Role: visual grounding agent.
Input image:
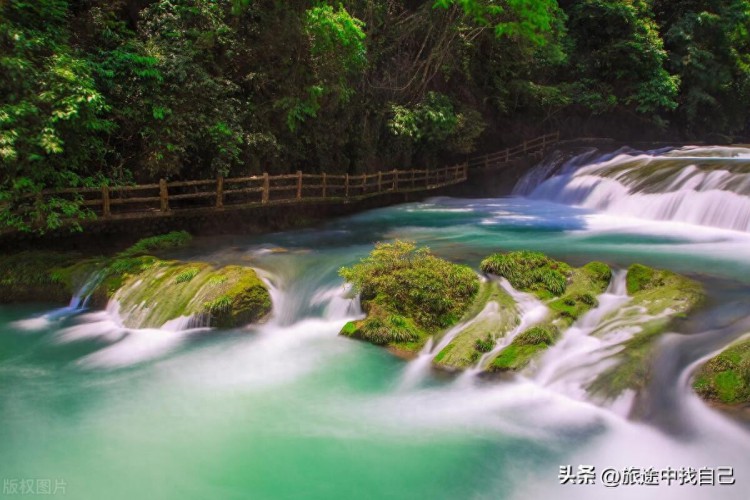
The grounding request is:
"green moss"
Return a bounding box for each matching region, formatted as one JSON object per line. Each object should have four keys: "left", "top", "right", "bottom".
{"left": 588, "top": 265, "right": 704, "bottom": 400}
{"left": 0, "top": 251, "right": 101, "bottom": 303}
{"left": 111, "top": 262, "right": 271, "bottom": 329}
{"left": 482, "top": 259, "right": 612, "bottom": 372}
{"left": 339, "top": 303, "right": 427, "bottom": 347}
{"left": 626, "top": 263, "right": 658, "bottom": 294}
{"left": 548, "top": 263, "right": 611, "bottom": 326}
{"left": 338, "top": 241, "right": 479, "bottom": 347}
{"left": 118, "top": 231, "right": 192, "bottom": 258}
{"left": 692, "top": 338, "right": 750, "bottom": 405}
{"left": 474, "top": 335, "right": 495, "bottom": 353}
{"left": 175, "top": 267, "right": 200, "bottom": 284}
{"left": 587, "top": 320, "right": 666, "bottom": 398}
{"left": 490, "top": 325, "right": 559, "bottom": 371}
{"left": 341, "top": 321, "right": 358, "bottom": 337}
{"left": 480, "top": 251, "right": 571, "bottom": 298}
{"left": 432, "top": 280, "right": 518, "bottom": 369}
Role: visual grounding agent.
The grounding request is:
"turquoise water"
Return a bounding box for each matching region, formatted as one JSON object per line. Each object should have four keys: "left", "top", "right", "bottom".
{"left": 2, "top": 196, "right": 750, "bottom": 500}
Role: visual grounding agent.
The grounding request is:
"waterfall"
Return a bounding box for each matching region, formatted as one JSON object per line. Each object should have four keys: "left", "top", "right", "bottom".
{"left": 471, "top": 278, "right": 548, "bottom": 372}
{"left": 517, "top": 146, "right": 750, "bottom": 232}
{"left": 68, "top": 269, "right": 106, "bottom": 310}
{"left": 532, "top": 271, "right": 631, "bottom": 405}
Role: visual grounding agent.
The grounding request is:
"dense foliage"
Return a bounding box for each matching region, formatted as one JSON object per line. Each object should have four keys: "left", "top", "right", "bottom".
{"left": 3, "top": 0, "right": 750, "bottom": 232}
{"left": 480, "top": 250, "right": 571, "bottom": 297}
{"left": 340, "top": 240, "right": 479, "bottom": 330}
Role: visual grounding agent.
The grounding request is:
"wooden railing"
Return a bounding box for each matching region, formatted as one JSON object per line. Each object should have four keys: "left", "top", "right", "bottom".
{"left": 467, "top": 131, "right": 560, "bottom": 170}
{"left": 25, "top": 163, "right": 469, "bottom": 220}
{"left": 5, "top": 133, "right": 559, "bottom": 225}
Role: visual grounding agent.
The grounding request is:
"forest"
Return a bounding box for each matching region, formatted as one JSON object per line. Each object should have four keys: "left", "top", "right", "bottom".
{"left": 2, "top": 0, "right": 750, "bottom": 231}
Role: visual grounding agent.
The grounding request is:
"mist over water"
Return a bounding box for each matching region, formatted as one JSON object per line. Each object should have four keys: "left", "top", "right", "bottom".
{"left": 2, "top": 148, "right": 750, "bottom": 498}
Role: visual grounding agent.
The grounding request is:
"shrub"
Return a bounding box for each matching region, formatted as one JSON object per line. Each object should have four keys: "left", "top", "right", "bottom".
{"left": 175, "top": 267, "right": 200, "bottom": 284}
{"left": 339, "top": 241, "right": 479, "bottom": 330}
{"left": 513, "top": 325, "right": 557, "bottom": 346}
{"left": 474, "top": 334, "right": 495, "bottom": 353}
{"left": 118, "top": 231, "right": 192, "bottom": 257}
{"left": 480, "top": 251, "right": 570, "bottom": 297}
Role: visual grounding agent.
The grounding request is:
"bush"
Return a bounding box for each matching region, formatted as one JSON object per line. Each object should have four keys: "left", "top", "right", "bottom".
{"left": 118, "top": 231, "right": 193, "bottom": 257}
{"left": 339, "top": 241, "right": 479, "bottom": 331}
{"left": 480, "top": 251, "right": 570, "bottom": 297}
{"left": 474, "top": 335, "right": 495, "bottom": 353}
{"left": 513, "top": 325, "right": 558, "bottom": 346}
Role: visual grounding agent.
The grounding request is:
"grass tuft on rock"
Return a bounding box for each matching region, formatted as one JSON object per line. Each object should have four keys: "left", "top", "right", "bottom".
{"left": 490, "top": 325, "right": 559, "bottom": 371}
{"left": 480, "top": 251, "right": 571, "bottom": 298}
{"left": 339, "top": 240, "right": 479, "bottom": 350}
{"left": 587, "top": 264, "right": 703, "bottom": 400}
{"left": 693, "top": 338, "right": 750, "bottom": 406}
{"left": 117, "top": 231, "right": 192, "bottom": 258}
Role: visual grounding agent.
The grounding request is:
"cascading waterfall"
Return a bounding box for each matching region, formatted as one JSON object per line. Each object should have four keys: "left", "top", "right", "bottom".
{"left": 517, "top": 146, "right": 750, "bottom": 232}
{"left": 532, "top": 271, "right": 633, "bottom": 410}
{"left": 473, "top": 278, "right": 548, "bottom": 371}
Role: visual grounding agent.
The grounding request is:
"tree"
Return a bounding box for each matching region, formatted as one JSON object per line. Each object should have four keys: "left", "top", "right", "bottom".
{"left": 655, "top": 0, "right": 750, "bottom": 136}
{"left": 0, "top": 0, "right": 113, "bottom": 232}
{"left": 566, "top": 0, "right": 679, "bottom": 120}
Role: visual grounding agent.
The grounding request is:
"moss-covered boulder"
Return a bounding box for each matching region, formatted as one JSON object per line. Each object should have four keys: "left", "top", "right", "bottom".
{"left": 481, "top": 252, "right": 612, "bottom": 372}
{"left": 0, "top": 251, "right": 101, "bottom": 303}
{"left": 339, "top": 241, "right": 480, "bottom": 353}
{"left": 0, "top": 232, "right": 271, "bottom": 330}
{"left": 587, "top": 264, "right": 703, "bottom": 400}
{"left": 433, "top": 280, "right": 519, "bottom": 369}
{"left": 491, "top": 325, "right": 559, "bottom": 371}
{"left": 109, "top": 261, "right": 271, "bottom": 329}
{"left": 480, "top": 251, "right": 572, "bottom": 299}
{"left": 693, "top": 338, "right": 750, "bottom": 407}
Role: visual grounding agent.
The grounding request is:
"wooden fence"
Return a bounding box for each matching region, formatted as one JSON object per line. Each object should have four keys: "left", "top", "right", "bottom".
{"left": 28, "top": 163, "right": 469, "bottom": 220}
{"left": 467, "top": 131, "right": 560, "bottom": 170}
{"left": 7, "top": 132, "right": 560, "bottom": 225}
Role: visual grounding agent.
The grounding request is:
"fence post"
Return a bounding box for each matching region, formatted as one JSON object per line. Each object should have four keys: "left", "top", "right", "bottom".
{"left": 322, "top": 173, "right": 327, "bottom": 198}
{"left": 216, "top": 175, "right": 224, "bottom": 208}
{"left": 361, "top": 173, "right": 366, "bottom": 194}
{"left": 392, "top": 169, "right": 397, "bottom": 191}
{"left": 377, "top": 171, "right": 382, "bottom": 192}
{"left": 296, "top": 170, "right": 303, "bottom": 200}
{"left": 506, "top": 148, "right": 510, "bottom": 162}
{"left": 159, "top": 179, "right": 169, "bottom": 212}
{"left": 102, "top": 185, "right": 111, "bottom": 218}
{"left": 345, "top": 173, "right": 349, "bottom": 198}
{"left": 262, "top": 172, "right": 269, "bottom": 204}
{"left": 411, "top": 169, "right": 416, "bottom": 188}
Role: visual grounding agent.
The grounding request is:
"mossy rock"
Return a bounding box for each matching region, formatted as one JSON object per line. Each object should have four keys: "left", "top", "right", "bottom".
{"left": 693, "top": 338, "right": 750, "bottom": 406}
{"left": 433, "top": 280, "right": 519, "bottom": 369}
{"left": 587, "top": 264, "right": 703, "bottom": 400}
{"left": 548, "top": 262, "right": 611, "bottom": 327}
{"left": 110, "top": 262, "right": 271, "bottom": 329}
{"left": 484, "top": 258, "right": 612, "bottom": 372}
{"left": 0, "top": 251, "right": 102, "bottom": 304}
{"left": 338, "top": 241, "right": 480, "bottom": 352}
{"left": 0, "top": 232, "right": 271, "bottom": 330}
{"left": 490, "top": 325, "right": 559, "bottom": 371}
{"left": 480, "top": 251, "right": 572, "bottom": 299}
{"left": 341, "top": 303, "right": 428, "bottom": 348}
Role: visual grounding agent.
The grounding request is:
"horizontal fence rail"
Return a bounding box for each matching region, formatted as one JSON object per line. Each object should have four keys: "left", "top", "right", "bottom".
{"left": 467, "top": 131, "right": 560, "bottom": 170}
{"left": 4, "top": 133, "right": 559, "bottom": 226}
{"left": 21, "top": 164, "right": 469, "bottom": 221}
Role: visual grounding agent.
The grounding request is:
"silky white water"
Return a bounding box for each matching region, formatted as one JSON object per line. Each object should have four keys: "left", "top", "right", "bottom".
{"left": 2, "top": 154, "right": 750, "bottom": 498}
{"left": 518, "top": 146, "right": 750, "bottom": 232}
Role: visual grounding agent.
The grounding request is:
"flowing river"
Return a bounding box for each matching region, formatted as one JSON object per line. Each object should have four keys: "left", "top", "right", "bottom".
{"left": 2, "top": 146, "right": 750, "bottom": 499}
